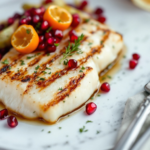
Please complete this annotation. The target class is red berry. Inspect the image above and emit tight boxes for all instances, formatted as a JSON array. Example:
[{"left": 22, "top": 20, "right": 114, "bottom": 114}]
[
  {"left": 0, "top": 54, "right": 2, "bottom": 60},
  {"left": 7, "top": 116, "right": 18, "bottom": 128},
  {"left": 71, "top": 14, "right": 81, "bottom": 27},
  {"left": 53, "top": 30, "right": 63, "bottom": 39},
  {"left": 13, "top": 13, "right": 22, "bottom": 19},
  {"left": 39, "top": 35, "right": 45, "bottom": 43},
  {"left": 101, "top": 82, "right": 110, "bottom": 92},
  {"left": 78, "top": 0, "right": 88, "bottom": 10},
  {"left": 0, "top": 24, "right": 4, "bottom": 31},
  {"left": 132, "top": 53, "right": 140, "bottom": 60},
  {"left": 97, "top": 16, "right": 106, "bottom": 23},
  {"left": 69, "top": 30, "right": 76, "bottom": 36},
  {"left": 54, "top": 37, "right": 60, "bottom": 44},
  {"left": 26, "top": 16, "right": 32, "bottom": 24},
  {"left": 129, "top": 59, "right": 138, "bottom": 69},
  {"left": 47, "top": 45, "right": 56, "bottom": 52},
  {"left": 86, "top": 102, "right": 97, "bottom": 115},
  {"left": 0, "top": 109, "right": 8, "bottom": 120},
  {"left": 38, "top": 42, "right": 46, "bottom": 50},
  {"left": 32, "top": 8, "right": 42, "bottom": 16},
  {"left": 45, "top": 32, "right": 52, "bottom": 39},
  {"left": 47, "top": 37, "right": 54, "bottom": 45},
  {"left": 94, "top": 7, "right": 103, "bottom": 15},
  {"left": 41, "top": 20, "right": 49, "bottom": 30},
  {"left": 39, "top": 6, "right": 45, "bottom": 14},
  {"left": 19, "top": 18, "right": 27, "bottom": 25},
  {"left": 68, "top": 59, "right": 77, "bottom": 69},
  {"left": 70, "top": 32, "right": 78, "bottom": 42},
  {"left": 33, "top": 15, "right": 40, "bottom": 24},
  {"left": 8, "top": 17, "right": 14, "bottom": 25},
  {"left": 44, "top": 0, "right": 53, "bottom": 4}
]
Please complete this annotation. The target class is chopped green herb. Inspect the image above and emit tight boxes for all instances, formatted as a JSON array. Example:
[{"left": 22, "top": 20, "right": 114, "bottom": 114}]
[
  {"left": 60, "top": 34, "right": 84, "bottom": 64},
  {"left": 41, "top": 129, "right": 44, "bottom": 132},
  {"left": 54, "top": 43, "right": 59, "bottom": 47},
  {"left": 37, "top": 52, "right": 41, "bottom": 55},
  {"left": 84, "top": 18, "right": 90, "bottom": 23},
  {"left": 59, "top": 73, "right": 61, "bottom": 76},
  {"left": 97, "top": 130, "right": 101, "bottom": 134},
  {"left": 46, "top": 27, "right": 52, "bottom": 33},
  {"left": 1, "top": 59, "right": 9, "bottom": 64},
  {"left": 86, "top": 120, "right": 93, "bottom": 123},
  {"left": 40, "top": 78, "right": 45, "bottom": 81},
  {"left": 46, "top": 67, "right": 51, "bottom": 70},
  {"left": 100, "top": 41, "right": 103, "bottom": 44},
  {"left": 59, "top": 127, "right": 62, "bottom": 129},
  {"left": 79, "top": 126, "right": 88, "bottom": 133},
  {"left": 26, "top": 29, "right": 30, "bottom": 34},
  {"left": 42, "top": 71, "right": 47, "bottom": 74},
  {"left": 63, "top": 101, "right": 65, "bottom": 103},
  {"left": 35, "top": 65, "right": 40, "bottom": 70},
  {"left": 91, "top": 97, "right": 94, "bottom": 100},
  {"left": 35, "top": 22, "right": 41, "bottom": 31},
  {"left": 55, "top": 72, "right": 58, "bottom": 75},
  {"left": 34, "top": 71, "right": 37, "bottom": 73},
  {"left": 48, "top": 72, "right": 51, "bottom": 74},
  {"left": 97, "top": 94, "right": 101, "bottom": 97},
  {"left": 79, "top": 70, "right": 83, "bottom": 72},
  {"left": 88, "top": 42, "right": 93, "bottom": 46},
  {"left": 102, "top": 77, "right": 106, "bottom": 80},
  {"left": 58, "top": 20, "right": 61, "bottom": 23},
  {"left": 9, "top": 66, "right": 11, "bottom": 70},
  {"left": 112, "top": 46, "right": 115, "bottom": 49},
  {"left": 27, "top": 55, "right": 35, "bottom": 59},
  {"left": 20, "top": 60, "right": 25, "bottom": 66},
  {"left": 123, "top": 55, "right": 126, "bottom": 58},
  {"left": 81, "top": 66, "right": 85, "bottom": 70},
  {"left": 107, "top": 75, "right": 112, "bottom": 79},
  {"left": 47, "top": 53, "right": 50, "bottom": 56},
  {"left": 48, "top": 131, "right": 51, "bottom": 133},
  {"left": 63, "top": 59, "right": 68, "bottom": 65},
  {"left": 58, "top": 87, "right": 63, "bottom": 91},
  {"left": 33, "top": 111, "right": 36, "bottom": 113}
]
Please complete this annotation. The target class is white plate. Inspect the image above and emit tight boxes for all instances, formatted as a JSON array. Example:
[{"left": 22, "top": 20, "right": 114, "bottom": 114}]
[{"left": 0, "top": 0, "right": 150, "bottom": 150}]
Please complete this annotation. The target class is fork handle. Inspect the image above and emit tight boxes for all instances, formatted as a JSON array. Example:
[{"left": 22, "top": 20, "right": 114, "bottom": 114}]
[{"left": 113, "top": 96, "right": 150, "bottom": 150}]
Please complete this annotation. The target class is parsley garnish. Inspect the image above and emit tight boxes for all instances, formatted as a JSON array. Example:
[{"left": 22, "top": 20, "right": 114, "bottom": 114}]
[
  {"left": 47, "top": 53, "right": 50, "bottom": 56},
  {"left": 48, "top": 72, "right": 51, "bottom": 74},
  {"left": 48, "top": 131, "right": 51, "bottom": 133},
  {"left": 59, "top": 127, "right": 62, "bottom": 129},
  {"left": 107, "top": 75, "right": 112, "bottom": 79},
  {"left": 20, "top": 60, "right": 25, "bottom": 66},
  {"left": 58, "top": 87, "right": 63, "bottom": 91},
  {"left": 97, "top": 130, "right": 101, "bottom": 134},
  {"left": 81, "top": 66, "right": 85, "bottom": 70},
  {"left": 91, "top": 97, "right": 94, "bottom": 100},
  {"left": 40, "top": 78, "right": 45, "bottom": 81},
  {"left": 60, "top": 34, "right": 84, "bottom": 64},
  {"left": 97, "top": 94, "right": 101, "bottom": 97},
  {"left": 35, "top": 65, "right": 40, "bottom": 70},
  {"left": 46, "top": 27, "right": 52, "bottom": 33},
  {"left": 79, "top": 126, "right": 88, "bottom": 133},
  {"left": 46, "top": 67, "right": 51, "bottom": 70},
  {"left": 86, "top": 120, "right": 93, "bottom": 123},
  {"left": 85, "top": 18, "right": 90, "bottom": 23},
  {"left": 88, "top": 42, "right": 93, "bottom": 46},
  {"left": 41, "top": 129, "right": 44, "bottom": 132},
  {"left": 54, "top": 43, "right": 59, "bottom": 47},
  {"left": 26, "top": 29, "right": 30, "bottom": 34},
  {"left": 34, "top": 71, "right": 37, "bottom": 73},
  {"left": 1, "top": 59, "right": 9, "bottom": 64},
  {"left": 42, "top": 71, "right": 47, "bottom": 74},
  {"left": 9, "top": 66, "right": 11, "bottom": 70},
  {"left": 79, "top": 70, "right": 83, "bottom": 72}
]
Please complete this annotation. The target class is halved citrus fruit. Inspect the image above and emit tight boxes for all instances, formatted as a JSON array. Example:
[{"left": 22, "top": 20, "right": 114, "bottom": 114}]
[
  {"left": 11, "top": 25, "right": 39, "bottom": 54},
  {"left": 132, "top": 0, "right": 150, "bottom": 11},
  {"left": 43, "top": 5, "right": 72, "bottom": 31}
]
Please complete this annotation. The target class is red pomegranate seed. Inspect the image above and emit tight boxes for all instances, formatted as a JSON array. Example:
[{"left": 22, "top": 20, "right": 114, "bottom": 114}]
[
  {"left": 47, "top": 37, "right": 54, "bottom": 45},
  {"left": 70, "top": 32, "right": 78, "bottom": 42},
  {"left": 0, "top": 24, "right": 4, "bottom": 31},
  {"left": 97, "top": 16, "right": 106, "bottom": 23},
  {"left": 41, "top": 20, "right": 49, "bottom": 30},
  {"left": 132, "top": 53, "right": 140, "bottom": 61},
  {"left": 86, "top": 102, "right": 97, "bottom": 115},
  {"left": 47, "top": 45, "right": 56, "bottom": 52},
  {"left": 8, "top": 17, "right": 14, "bottom": 25},
  {"left": 101, "top": 82, "right": 110, "bottom": 92},
  {"left": 39, "top": 6, "right": 45, "bottom": 14},
  {"left": 68, "top": 59, "right": 77, "bottom": 69},
  {"left": 39, "top": 35, "right": 45, "bottom": 43},
  {"left": 129, "top": 59, "right": 138, "bottom": 69},
  {"left": 45, "top": 32, "right": 52, "bottom": 39},
  {"left": 26, "top": 16, "right": 32, "bottom": 24},
  {"left": 7, "top": 116, "right": 18, "bottom": 128},
  {"left": 78, "top": 0, "right": 88, "bottom": 10},
  {"left": 33, "top": 15, "right": 40, "bottom": 24},
  {"left": 94, "top": 7, "right": 103, "bottom": 15},
  {"left": 53, "top": 30, "right": 63, "bottom": 39},
  {"left": 0, "top": 109, "right": 8, "bottom": 120},
  {"left": 0, "top": 54, "right": 2, "bottom": 60},
  {"left": 54, "top": 37, "right": 60, "bottom": 44},
  {"left": 32, "top": 8, "right": 42, "bottom": 16},
  {"left": 38, "top": 42, "right": 46, "bottom": 50},
  {"left": 19, "top": 18, "right": 27, "bottom": 25},
  {"left": 71, "top": 14, "right": 81, "bottom": 28},
  {"left": 69, "top": 30, "right": 76, "bottom": 36},
  {"left": 13, "top": 13, "right": 22, "bottom": 19},
  {"left": 44, "top": 0, "right": 53, "bottom": 4}
]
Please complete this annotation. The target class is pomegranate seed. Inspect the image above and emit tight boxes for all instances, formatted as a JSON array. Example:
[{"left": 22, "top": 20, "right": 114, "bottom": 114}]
[
  {"left": 45, "top": 32, "right": 52, "bottom": 39},
  {"left": 39, "top": 35, "right": 45, "bottom": 43},
  {"left": 69, "top": 30, "right": 76, "bottom": 36},
  {"left": 33, "top": 15, "right": 40, "bottom": 24},
  {"left": 71, "top": 14, "right": 81, "bottom": 28},
  {"left": 0, "top": 24, "right": 4, "bottom": 31},
  {"left": 44, "top": 0, "right": 53, "bottom": 4},
  {"left": 129, "top": 59, "right": 138, "bottom": 69},
  {"left": 19, "top": 18, "right": 27, "bottom": 25},
  {"left": 94, "top": 7, "right": 103, "bottom": 15},
  {"left": 68, "top": 59, "right": 77, "bottom": 69},
  {"left": 53, "top": 30, "right": 63, "bottom": 39},
  {"left": 54, "top": 37, "right": 60, "bottom": 44},
  {"left": 41, "top": 20, "right": 49, "bottom": 30},
  {"left": 39, "top": 6, "right": 45, "bottom": 14},
  {"left": 0, "top": 54, "right": 2, "bottom": 60},
  {"left": 78, "top": 0, "right": 88, "bottom": 10},
  {"left": 47, "top": 37, "right": 54, "bottom": 45},
  {"left": 97, "top": 16, "right": 106, "bottom": 23},
  {"left": 47, "top": 45, "right": 56, "bottom": 52},
  {"left": 26, "top": 16, "right": 32, "bottom": 24},
  {"left": 132, "top": 53, "right": 140, "bottom": 60},
  {"left": 86, "top": 102, "right": 97, "bottom": 115},
  {"left": 8, "top": 17, "right": 14, "bottom": 25},
  {"left": 13, "top": 13, "right": 22, "bottom": 19},
  {"left": 101, "top": 82, "right": 110, "bottom": 92},
  {"left": 0, "top": 109, "right": 8, "bottom": 120},
  {"left": 7, "top": 116, "right": 18, "bottom": 128},
  {"left": 70, "top": 32, "right": 78, "bottom": 42},
  {"left": 38, "top": 42, "right": 46, "bottom": 50},
  {"left": 32, "top": 8, "right": 42, "bottom": 16}
]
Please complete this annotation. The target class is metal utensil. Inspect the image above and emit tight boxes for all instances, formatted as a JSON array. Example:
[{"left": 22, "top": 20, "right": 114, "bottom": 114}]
[{"left": 113, "top": 82, "right": 150, "bottom": 150}]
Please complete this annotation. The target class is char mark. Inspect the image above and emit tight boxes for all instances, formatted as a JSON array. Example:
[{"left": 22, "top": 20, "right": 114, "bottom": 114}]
[{"left": 0, "top": 65, "right": 9, "bottom": 74}]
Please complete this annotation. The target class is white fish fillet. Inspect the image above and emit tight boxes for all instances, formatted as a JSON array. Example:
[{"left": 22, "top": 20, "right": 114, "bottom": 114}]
[{"left": 0, "top": 18, "right": 124, "bottom": 123}]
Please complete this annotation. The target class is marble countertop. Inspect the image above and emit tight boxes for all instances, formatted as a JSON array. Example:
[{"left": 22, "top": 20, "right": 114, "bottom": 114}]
[{"left": 0, "top": 0, "right": 150, "bottom": 150}]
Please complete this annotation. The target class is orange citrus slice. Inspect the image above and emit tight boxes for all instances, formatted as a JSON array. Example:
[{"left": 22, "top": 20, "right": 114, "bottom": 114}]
[
  {"left": 43, "top": 5, "right": 72, "bottom": 31},
  {"left": 132, "top": 0, "right": 150, "bottom": 11},
  {"left": 11, "top": 25, "right": 39, "bottom": 54}
]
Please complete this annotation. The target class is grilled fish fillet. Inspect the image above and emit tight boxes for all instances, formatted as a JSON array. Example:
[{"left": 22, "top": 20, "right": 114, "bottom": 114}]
[{"left": 0, "top": 18, "right": 123, "bottom": 123}]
